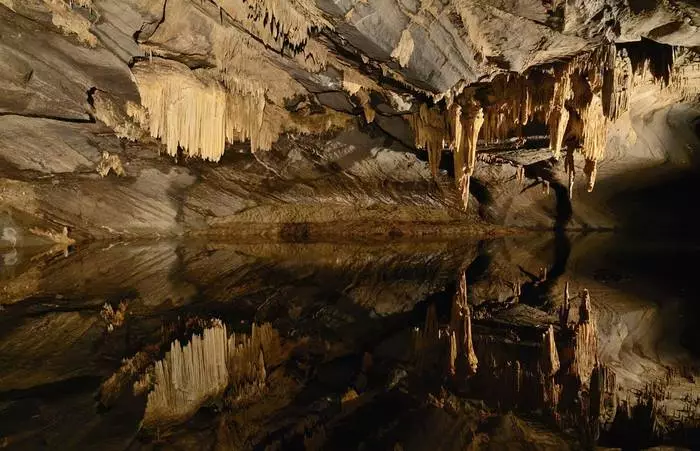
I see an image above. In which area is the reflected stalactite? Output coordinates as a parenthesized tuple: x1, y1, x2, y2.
(142, 321, 281, 427)
(416, 271, 478, 382)
(456, 272, 479, 377)
(541, 325, 560, 377)
(143, 324, 230, 427)
(227, 322, 281, 402)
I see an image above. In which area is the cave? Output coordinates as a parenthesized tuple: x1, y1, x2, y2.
(1, 1, 699, 450)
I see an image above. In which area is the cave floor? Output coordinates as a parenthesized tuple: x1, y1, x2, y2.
(1, 232, 699, 450)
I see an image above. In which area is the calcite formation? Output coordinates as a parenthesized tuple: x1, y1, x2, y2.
(143, 322, 281, 427)
(144, 324, 230, 427)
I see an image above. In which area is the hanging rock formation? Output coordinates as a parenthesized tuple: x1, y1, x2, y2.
(0, 0, 698, 237)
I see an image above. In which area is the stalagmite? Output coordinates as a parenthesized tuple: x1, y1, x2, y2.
(580, 289, 592, 323)
(590, 363, 617, 426)
(143, 324, 230, 427)
(568, 169, 575, 200)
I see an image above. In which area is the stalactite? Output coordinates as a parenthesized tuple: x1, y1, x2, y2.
(144, 325, 230, 427)
(424, 304, 438, 340)
(481, 73, 552, 144)
(215, 0, 329, 57)
(453, 102, 484, 210)
(132, 60, 264, 161)
(624, 39, 675, 87)
(96, 151, 125, 177)
(603, 48, 633, 120)
(516, 166, 525, 184)
(548, 68, 571, 159)
(580, 95, 607, 191)
(142, 322, 281, 427)
(132, 59, 347, 162)
(408, 104, 447, 178)
(448, 272, 478, 379)
(450, 271, 466, 332)
(413, 303, 442, 372)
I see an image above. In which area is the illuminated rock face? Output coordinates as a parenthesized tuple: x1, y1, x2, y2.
(0, 0, 698, 240)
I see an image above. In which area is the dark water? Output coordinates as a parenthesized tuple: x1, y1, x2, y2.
(1, 234, 699, 450)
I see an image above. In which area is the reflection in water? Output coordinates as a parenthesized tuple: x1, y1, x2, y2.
(0, 235, 699, 449)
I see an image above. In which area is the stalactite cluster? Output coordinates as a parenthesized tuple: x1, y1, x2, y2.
(406, 41, 695, 201)
(215, 0, 329, 56)
(408, 104, 447, 178)
(41, 0, 97, 46)
(131, 57, 349, 162)
(131, 59, 255, 161)
(408, 99, 483, 210)
(480, 72, 554, 145)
